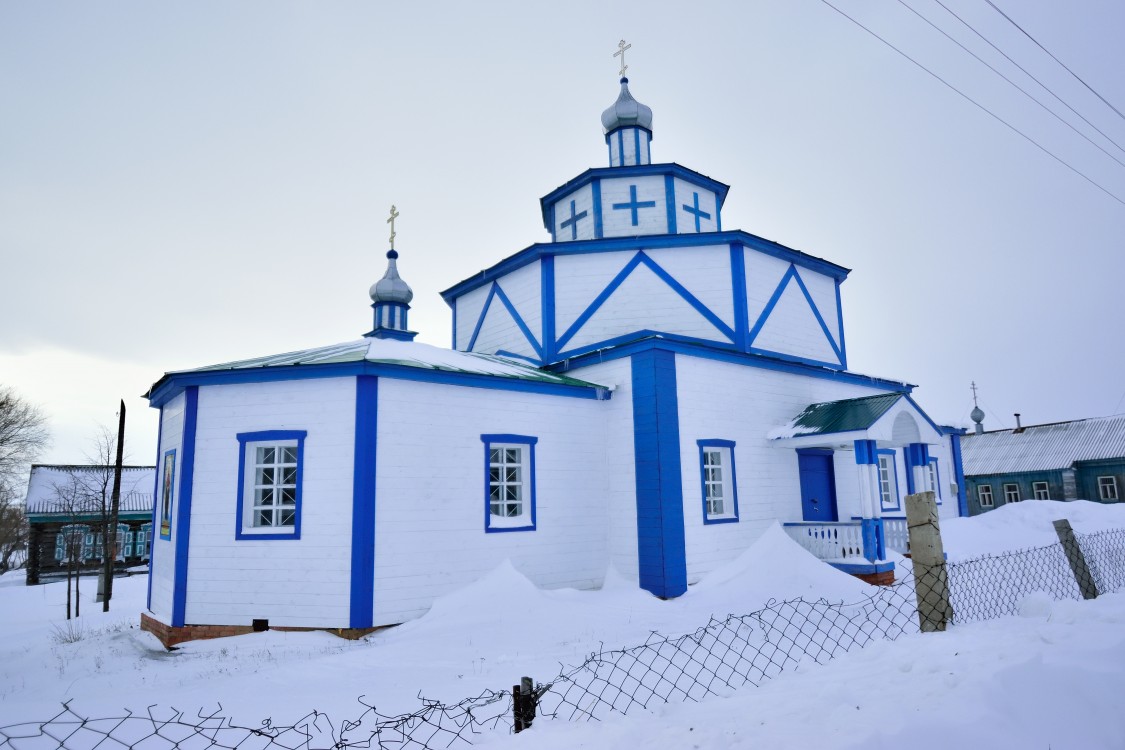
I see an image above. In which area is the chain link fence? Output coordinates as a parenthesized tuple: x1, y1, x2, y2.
(4, 525, 1124, 750)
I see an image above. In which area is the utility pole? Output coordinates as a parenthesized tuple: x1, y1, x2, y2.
(102, 401, 125, 611)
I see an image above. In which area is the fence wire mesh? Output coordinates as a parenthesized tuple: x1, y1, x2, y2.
(4, 525, 1125, 750)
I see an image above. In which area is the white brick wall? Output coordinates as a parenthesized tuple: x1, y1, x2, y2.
(148, 392, 184, 621)
(183, 378, 357, 628)
(371, 378, 610, 626)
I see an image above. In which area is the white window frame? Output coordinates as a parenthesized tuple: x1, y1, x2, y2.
(482, 434, 537, 532)
(1032, 481, 1050, 500)
(877, 452, 899, 510)
(698, 440, 739, 524)
(978, 485, 994, 508)
(1098, 476, 1119, 501)
(1003, 483, 1021, 503)
(235, 430, 306, 540)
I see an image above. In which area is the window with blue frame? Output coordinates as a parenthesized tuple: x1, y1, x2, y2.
(481, 434, 537, 532)
(877, 450, 900, 510)
(698, 440, 739, 524)
(235, 430, 306, 540)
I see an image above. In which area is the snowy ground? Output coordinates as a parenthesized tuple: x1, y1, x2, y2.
(3, 500, 1125, 749)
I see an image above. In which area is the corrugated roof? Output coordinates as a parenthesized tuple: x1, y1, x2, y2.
(24, 465, 155, 515)
(778, 393, 903, 437)
(159, 338, 606, 390)
(961, 414, 1125, 475)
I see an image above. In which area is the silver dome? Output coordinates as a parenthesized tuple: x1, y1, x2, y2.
(970, 405, 985, 424)
(369, 250, 414, 305)
(601, 77, 653, 134)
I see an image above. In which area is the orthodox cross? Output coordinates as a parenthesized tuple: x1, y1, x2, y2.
(614, 39, 631, 78)
(681, 192, 712, 232)
(387, 205, 400, 250)
(612, 184, 656, 226)
(560, 199, 589, 240)
(970, 381, 979, 407)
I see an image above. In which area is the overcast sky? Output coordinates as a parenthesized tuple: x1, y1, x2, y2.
(2, 0, 1123, 468)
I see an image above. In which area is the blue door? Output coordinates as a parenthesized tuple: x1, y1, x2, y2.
(798, 450, 838, 522)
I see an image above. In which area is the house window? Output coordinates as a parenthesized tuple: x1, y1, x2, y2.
(698, 440, 739, 524)
(138, 523, 152, 560)
(877, 451, 899, 510)
(235, 430, 307, 540)
(1033, 481, 1050, 500)
(481, 434, 537, 532)
(978, 485, 994, 508)
(1003, 483, 1021, 503)
(1099, 476, 1119, 501)
(159, 449, 176, 540)
(927, 458, 942, 504)
(54, 524, 90, 563)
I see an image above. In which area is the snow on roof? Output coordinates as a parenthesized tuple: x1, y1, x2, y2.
(24, 465, 155, 515)
(168, 338, 607, 389)
(961, 414, 1125, 476)
(770, 393, 903, 439)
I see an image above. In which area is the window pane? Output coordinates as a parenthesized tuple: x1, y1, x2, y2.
(506, 448, 520, 463)
(282, 467, 297, 484)
(256, 510, 272, 526)
(257, 489, 274, 506)
(257, 467, 274, 485)
(280, 488, 296, 505)
(489, 448, 500, 463)
(282, 447, 297, 463)
(259, 447, 275, 463)
(280, 509, 295, 526)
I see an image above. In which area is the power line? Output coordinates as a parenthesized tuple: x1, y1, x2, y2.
(815, 0, 1125, 208)
(894, 0, 1125, 171)
(983, 0, 1125, 124)
(931, 0, 1125, 159)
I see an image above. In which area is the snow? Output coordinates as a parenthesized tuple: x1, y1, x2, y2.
(3, 503, 1125, 749)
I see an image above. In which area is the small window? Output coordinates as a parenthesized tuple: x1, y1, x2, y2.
(159, 449, 176, 540)
(1099, 476, 1119, 501)
(236, 430, 307, 540)
(138, 523, 152, 560)
(698, 440, 739, 524)
(54, 524, 90, 563)
(1032, 481, 1050, 500)
(927, 458, 942, 504)
(481, 434, 537, 532)
(877, 451, 899, 510)
(978, 485, 994, 508)
(1003, 483, 1021, 503)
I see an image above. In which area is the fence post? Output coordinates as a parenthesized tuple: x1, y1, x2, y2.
(905, 491, 952, 632)
(513, 676, 536, 732)
(1052, 519, 1098, 599)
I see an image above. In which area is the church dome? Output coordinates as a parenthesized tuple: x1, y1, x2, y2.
(601, 77, 653, 134)
(369, 250, 414, 305)
(970, 405, 985, 424)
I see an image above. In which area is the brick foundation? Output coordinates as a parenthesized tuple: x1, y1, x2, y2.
(852, 569, 896, 586)
(140, 612, 383, 649)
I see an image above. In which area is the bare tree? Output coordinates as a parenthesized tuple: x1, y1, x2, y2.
(0, 483, 28, 574)
(0, 386, 48, 576)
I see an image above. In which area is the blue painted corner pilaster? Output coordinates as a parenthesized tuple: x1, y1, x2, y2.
(631, 348, 687, 598)
(860, 517, 885, 562)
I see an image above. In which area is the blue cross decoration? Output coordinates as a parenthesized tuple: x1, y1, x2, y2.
(612, 185, 657, 227)
(559, 199, 588, 240)
(682, 191, 712, 232)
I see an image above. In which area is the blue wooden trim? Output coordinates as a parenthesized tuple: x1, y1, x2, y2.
(664, 174, 677, 234)
(631, 349, 687, 598)
(828, 559, 894, 575)
(834, 280, 847, 368)
(591, 179, 603, 239)
(903, 443, 931, 495)
(729, 244, 749, 350)
(539, 162, 730, 227)
(951, 432, 969, 517)
(617, 130, 624, 167)
(440, 230, 850, 305)
(714, 192, 722, 232)
(555, 251, 736, 351)
(146, 405, 164, 612)
(682, 191, 712, 232)
(170, 387, 198, 628)
(877, 448, 901, 512)
(465, 283, 498, 351)
(611, 184, 657, 226)
(494, 349, 542, 366)
(860, 517, 886, 562)
(789, 267, 843, 362)
(550, 335, 915, 392)
(540, 256, 555, 361)
(559, 199, 588, 240)
(633, 128, 641, 165)
(158, 449, 176, 540)
(350, 376, 377, 628)
(746, 346, 846, 371)
(903, 394, 946, 438)
(148, 361, 607, 407)
(481, 434, 538, 533)
(234, 430, 307, 541)
(451, 300, 458, 350)
(853, 439, 878, 464)
(466, 282, 544, 359)
(697, 439, 740, 525)
(746, 265, 794, 347)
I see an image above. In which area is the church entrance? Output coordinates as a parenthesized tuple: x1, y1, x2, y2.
(797, 449, 838, 522)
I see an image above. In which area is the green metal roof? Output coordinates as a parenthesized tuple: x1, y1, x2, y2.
(786, 393, 903, 437)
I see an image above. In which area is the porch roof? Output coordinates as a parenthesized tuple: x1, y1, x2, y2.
(782, 393, 902, 437)
(768, 392, 943, 448)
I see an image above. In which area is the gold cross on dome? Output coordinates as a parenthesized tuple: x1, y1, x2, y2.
(387, 204, 400, 250)
(614, 39, 631, 78)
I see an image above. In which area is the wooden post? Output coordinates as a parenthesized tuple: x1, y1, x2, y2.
(513, 676, 536, 733)
(905, 491, 952, 632)
(1052, 519, 1098, 600)
(102, 401, 126, 611)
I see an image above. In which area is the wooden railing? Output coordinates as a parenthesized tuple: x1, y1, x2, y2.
(882, 517, 910, 555)
(782, 522, 865, 561)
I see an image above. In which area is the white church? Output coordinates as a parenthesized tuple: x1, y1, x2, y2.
(141, 63, 968, 646)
